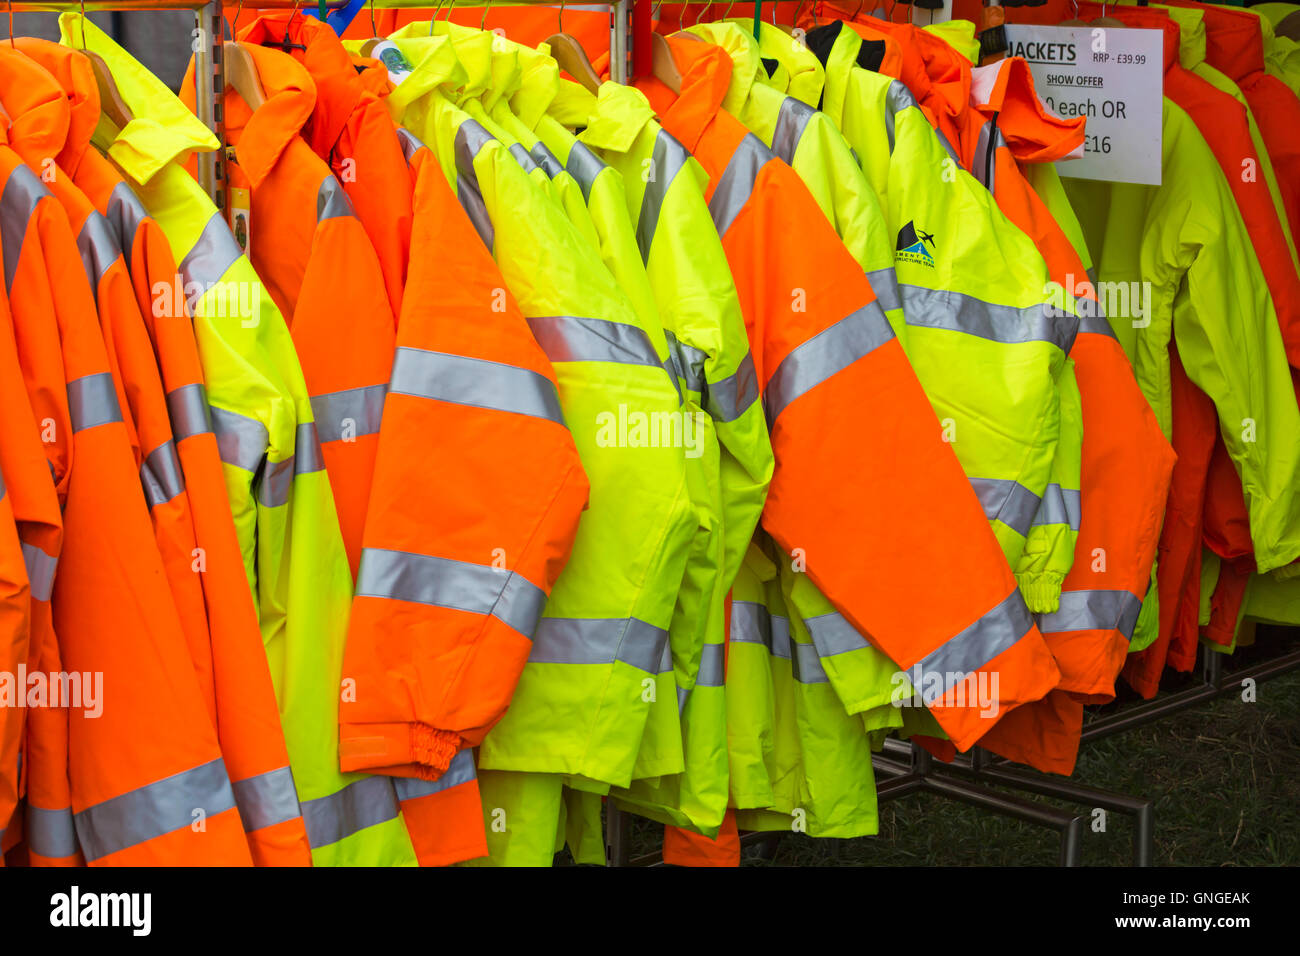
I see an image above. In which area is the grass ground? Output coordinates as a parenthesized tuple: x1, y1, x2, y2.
(623, 631, 1300, 866)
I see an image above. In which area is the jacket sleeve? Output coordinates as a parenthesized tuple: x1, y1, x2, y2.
(338, 139, 590, 779)
(0, 471, 30, 849)
(1015, 359, 1082, 613)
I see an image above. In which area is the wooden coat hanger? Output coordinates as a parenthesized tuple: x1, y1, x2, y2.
(546, 1, 603, 94)
(81, 50, 134, 130)
(223, 41, 267, 110)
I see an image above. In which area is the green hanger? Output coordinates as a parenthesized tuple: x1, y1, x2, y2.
(754, 1, 763, 38)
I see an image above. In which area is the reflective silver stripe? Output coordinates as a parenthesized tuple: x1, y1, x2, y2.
(530, 141, 563, 179)
(178, 212, 242, 289)
(708, 132, 773, 239)
(316, 175, 354, 222)
(899, 284, 1077, 353)
(915, 589, 1033, 692)
(509, 141, 538, 174)
(140, 440, 186, 510)
(390, 346, 564, 424)
(0, 164, 49, 294)
(355, 547, 547, 640)
(76, 211, 122, 287)
(75, 757, 237, 863)
(167, 383, 213, 441)
(763, 300, 895, 426)
(106, 182, 149, 256)
(706, 351, 759, 422)
(527, 314, 662, 368)
(395, 127, 426, 165)
(804, 611, 871, 659)
(1038, 589, 1142, 641)
(867, 268, 902, 314)
(696, 642, 725, 687)
(299, 775, 400, 849)
(455, 120, 496, 250)
(969, 476, 1042, 539)
(637, 129, 690, 262)
(209, 405, 268, 473)
(21, 541, 57, 602)
(393, 748, 476, 801)
(728, 601, 830, 684)
(772, 95, 815, 164)
(530, 617, 670, 675)
(67, 373, 123, 433)
(26, 805, 78, 859)
(934, 128, 962, 168)
(295, 421, 325, 475)
(790, 640, 828, 684)
(730, 600, 771, 647)
(311, 384, 388, 443)
(1086, 266, 1098, 287)
(882, 80, 915, 151)
(231, 766, 301, 832)
(664, 329, 706, 394)
(1077, 311, 1116, 338)
(564, 141, 605, 202)
(1032, 483, 1082, 532)
(973, 120, 994, 190)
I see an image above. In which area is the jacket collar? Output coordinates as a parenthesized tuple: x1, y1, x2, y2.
(754, 21, 826, 106)
(576, 81, 656, 154)
(0, 46, 72, 171)
(685, 22, 763, 119)
(968, 57, 1085, 164)
(1192, 4, 1266, 80)
(58, 12, 218, 185)
(390, 21, 516, 109)
(549, 77, 599, 129)
(238, 13, 362, 161)
(380, 33, 467, 122)
(223, 42, 318, 190)
(649, 34, 735, 154)
(10, 38, 101, 176)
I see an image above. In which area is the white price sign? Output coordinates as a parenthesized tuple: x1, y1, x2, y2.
(1003, 25, 1163, 186)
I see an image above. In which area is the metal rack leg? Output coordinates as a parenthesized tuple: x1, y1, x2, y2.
(605, 802, 631, 867)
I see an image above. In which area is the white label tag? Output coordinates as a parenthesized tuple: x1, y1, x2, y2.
(1004, 25, 1163, 186)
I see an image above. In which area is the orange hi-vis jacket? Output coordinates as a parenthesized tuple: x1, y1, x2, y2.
(0, 125, 251, 865)
(339, 121, 588, 864)
(16, 37, 314, 866)
(637, 37, 1060, 752)
(183, 42, 397, 576)
(237, 14, 413, 317)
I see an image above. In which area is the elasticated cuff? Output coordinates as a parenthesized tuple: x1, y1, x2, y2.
(339, 721, 461, 779)
(1017, 572, 1065, 614)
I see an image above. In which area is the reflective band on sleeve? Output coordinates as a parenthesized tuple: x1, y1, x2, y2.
(390, 346, 564, 424)
(729, 601, 829, 683)
(804, 610, 872, 659)
(530, 141, 563, 179)
(529, 617, 670, 675)
(968, 476, 1042, 539)
(26, 804, 78, 859)
(76, 211, 122, 288)
(899, 284, 1077, 353)
(1077, 312, 1117, 338)
(140, 440, 186, 510)
(67, 373, 123, 433)
(310, 384, 388, 443)
(527, 314, 662, 368)
(0, 164, 50, 294)
(396, 127, 426, 165)
(708, 132, 774, 239)
(355, 547, 547, 640)
(790, 641, 829, 684)
(316, 175, 355, 222)
(564, 141, 605, 202)
(393, 748, 477, 801)
(258, 457, 294, 508)
(771, 96, 815, 164)
(763, 301, 895, 426)
(209, 405, 268, 473)
(106, 182, 149, 255)
(231, 766, 302, 832)
(74, 757, 238, 863)
(637, 129, 690, 262)
(706, 351, 759, 422)
(299, 775, 401, 849)
(696, 642, 725, 687)
(915, 589, 1033, 694)
(729, 601, 771, 646)
(455, 120, 496, 250)
(167, 383, 214, 441)
(21, 541, 57, 603)
(178, 213, 243, 290)
(1031, 483, 1082, 532)
(508, 142, 538, 174)
(665, 329, 706, 394)
(1037, 589, 1142, 641)
(866, 268, 902, 313)
(295, 422, 326, 476)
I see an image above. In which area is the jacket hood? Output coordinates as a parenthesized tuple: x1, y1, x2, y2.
(969, 57, 1085, 164)
(238, 13, 362, 162)
(753, 20, 826, 107)
(11, 38, 100, 176)
(390, 21, 518, 109)
(365, 33, 466, 122)
(576, 81, 656, 153)
(58, 13, 218, 185)
(1177, 2, 1266, 80)
(685, 22, 765, 119)
(0, 45, 72, 171)
(655, 34, 735, 154)
(216, 42, 318, 190)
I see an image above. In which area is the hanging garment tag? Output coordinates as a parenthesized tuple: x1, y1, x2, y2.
(369, 40, 414, 86)
(229, 187, 252, 255)
(1002, 25, 1163, 186)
